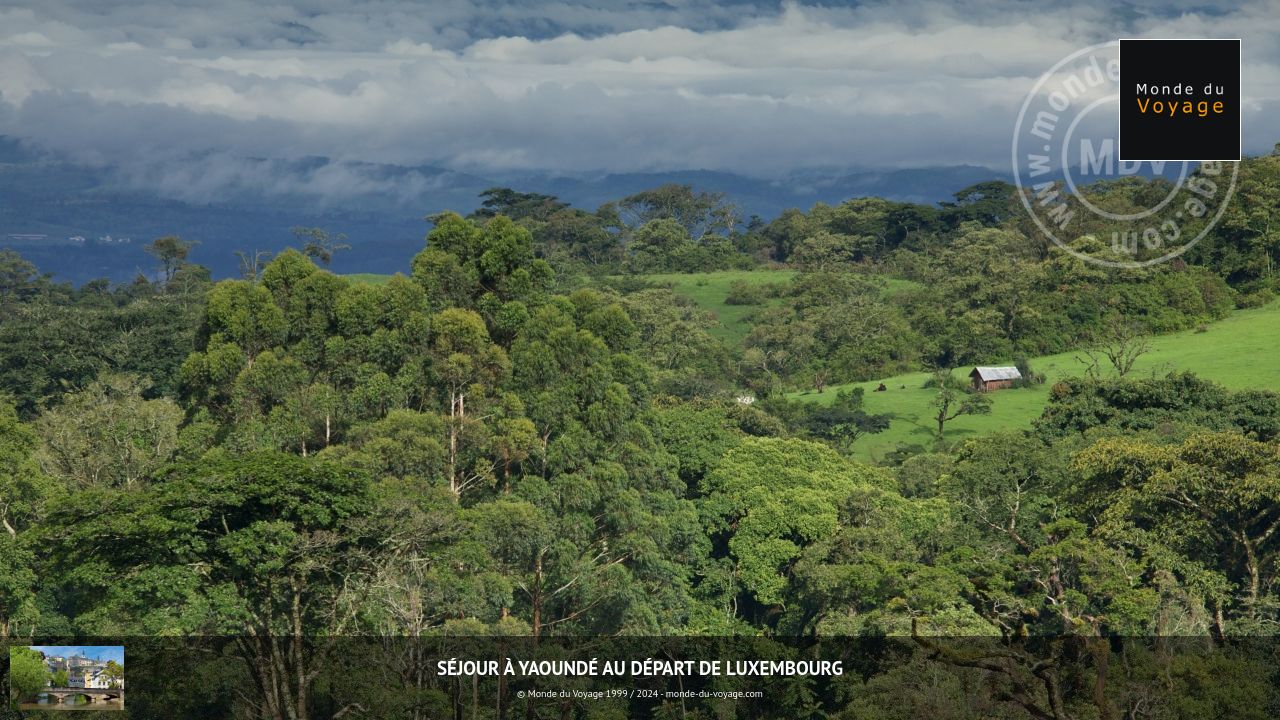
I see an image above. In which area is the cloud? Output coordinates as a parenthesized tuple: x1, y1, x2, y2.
(1, 0, 1277, 203)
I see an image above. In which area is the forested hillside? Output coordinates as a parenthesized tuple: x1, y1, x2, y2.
(4, 152, 1280, 718)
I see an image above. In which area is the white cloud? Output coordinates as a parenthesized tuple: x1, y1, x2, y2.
(0, 0, 1277, 196)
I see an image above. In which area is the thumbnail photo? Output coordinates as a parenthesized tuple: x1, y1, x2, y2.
(8, 647, 124, 712)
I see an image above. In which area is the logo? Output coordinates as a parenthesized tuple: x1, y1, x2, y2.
(1012, 41, 1238, 268)
(1119, 39, 1241, 162)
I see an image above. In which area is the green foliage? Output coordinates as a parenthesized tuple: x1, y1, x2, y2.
(413, 212, 553, 312)
(0, 398, 47, 640)
(0, 249, 46, 307)
(36, 374, 183, 489)
(0, 276, 203, 419)
(701, 437, 893, 607)
(1076, 432, 1280, 629)
(0, 532, 39, 640)
(101, 661, 123, 688)
(47, 452, 373, 634)
(8, 646, 47, 701)
(615, 183, 738, 239)
(1038, 372, 1280, 442)
(931, 370, 992, 441)
(290, 226, 350, 266)
(143, 235, 198, 282)
(203, 279, 287, 361)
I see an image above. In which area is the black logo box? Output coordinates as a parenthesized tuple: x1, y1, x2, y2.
(1119, 38, 1241, 161)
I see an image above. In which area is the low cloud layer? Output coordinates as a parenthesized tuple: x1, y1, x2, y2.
(2, 0, 1279, 201)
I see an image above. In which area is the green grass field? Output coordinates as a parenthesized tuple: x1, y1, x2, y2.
(792, 300, 1280, 463)
(639, 270, 919, 344)
(639, 270, 796, 343)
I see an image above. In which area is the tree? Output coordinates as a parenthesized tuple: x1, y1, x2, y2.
(534, 208, 617, 266)
(615, 184, 738, 239)
(52, 669, 69, 688)
(48, 452, 376, 720)
(701, 437, 894, 609)
(1, 396, 50, 640)
(235, 249, 274, 282)
(626, 218, 695, 272)
(0, 249, 45, 307)
(797, 389, 891, 452)
(791, 230, 864, 270)
(0, 532, 38, 640)
(8, 645, 47, 702)
(1077, 432, 1280, 631)
(319, 410, 446, 484)
(101, 661, 123, 689)
(291, 227, 351, 267)
(1203, 152, 1280, 283)
(939, 181, 1017, 227)
(144, 235, 198, 283)
(1093, 314, 1152, 377)
(429, 308, 511, 499)
(412, 213, 552, 312)
(931, 370, 991, 440)
(0, 397, 48, 537)
(469, 187, 568, 222)
(201, 279, 287, 362)
(929, 432, 1162, 720)
(782, 480, 971, 636)
(36, 374, 183, 490)
(1036, 371, 1280, 442)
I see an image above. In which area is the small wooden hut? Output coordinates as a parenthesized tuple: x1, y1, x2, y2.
(969, 366, 1022, 392)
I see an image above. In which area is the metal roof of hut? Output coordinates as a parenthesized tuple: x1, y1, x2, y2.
(970, 366, 1022, 381)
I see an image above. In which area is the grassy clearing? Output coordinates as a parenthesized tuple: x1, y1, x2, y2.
(639, 270, 796, 343)
(639, 270, 919, 344)
(792, 300, 1280, 463)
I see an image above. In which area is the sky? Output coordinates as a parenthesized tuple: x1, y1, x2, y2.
(28, 646, 126, 665)
(1, 0, 1278, 199)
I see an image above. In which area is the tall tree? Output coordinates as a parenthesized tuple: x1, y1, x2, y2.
(429, 308, 511, 499)
(144, 235, 198, 282)
(291, 227, 351, 267)
(615, 184, 738, 238)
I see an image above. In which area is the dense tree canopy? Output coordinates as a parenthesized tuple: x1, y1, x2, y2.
(5, 160, 1280, 718)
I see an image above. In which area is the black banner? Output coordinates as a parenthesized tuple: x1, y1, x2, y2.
(6, 636, 1280, 719)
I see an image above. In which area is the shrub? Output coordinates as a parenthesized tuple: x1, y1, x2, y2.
(1238, 288, 1276, 309)
(725, 280, 768, 306)
(1014, 356, 1045, 387)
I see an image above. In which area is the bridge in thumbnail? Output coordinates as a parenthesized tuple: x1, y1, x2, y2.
(35, 687, 125, 704)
